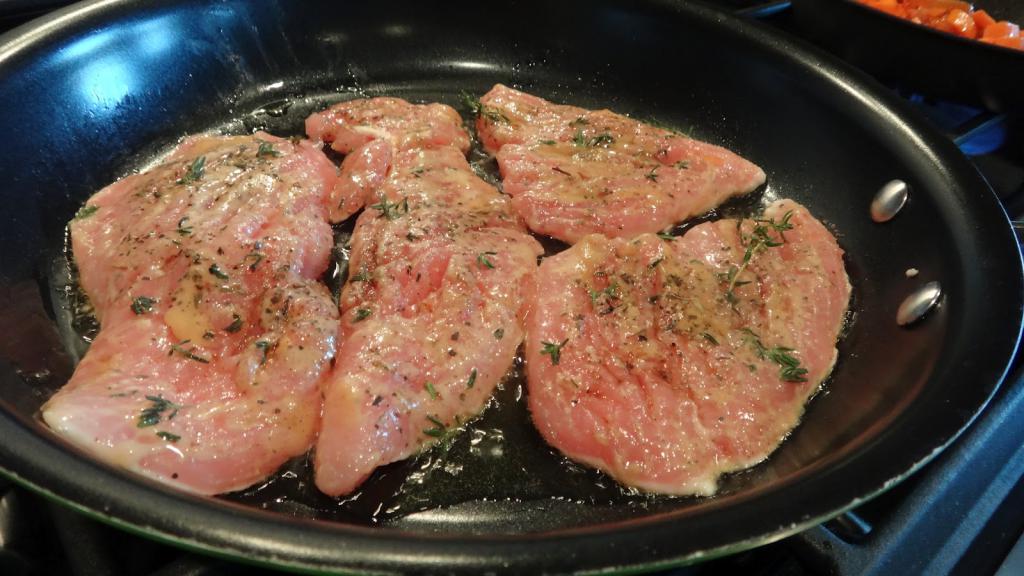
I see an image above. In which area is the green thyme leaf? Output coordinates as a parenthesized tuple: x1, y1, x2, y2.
(477, 251, 497, 269)
(467, 368, 477, 389)
(725, 210, 796, 303)
(176, 217, 193, 236)
(208, 263, 229, 280)
(169, 340, 210, 363)
(353, 308, 371, 322)
(131, 296, 156, 315)
(155, 431, 181, 442)
(177, 156, 206, 185)
(540, 339, 569, 365)
(257, 141, 281, 158)
(254, 340, 272, 365)
(459, 91, 508, 124)
(225, 314, 243, 333)
(740, 328, 807, 383)
(424, 414, 446, 437)
(369, 196, 409, 220)
(137, 395, 182, 428)
(74, 205, 99, 220)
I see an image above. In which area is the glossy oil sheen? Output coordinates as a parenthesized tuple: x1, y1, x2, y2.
(0, 1, 1020, 574)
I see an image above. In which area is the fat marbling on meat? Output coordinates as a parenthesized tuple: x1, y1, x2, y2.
(475, 84, 766, 244)
(306, 98, 543, 496)
(525, 200, 850, 495)
(43, 134, 339, 495)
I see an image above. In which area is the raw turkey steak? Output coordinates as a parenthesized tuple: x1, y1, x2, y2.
(307, 98, 543, 496)
(525, 200, 850, 495)
(44, 134, 340, 495)
(475, 84, 766, 244)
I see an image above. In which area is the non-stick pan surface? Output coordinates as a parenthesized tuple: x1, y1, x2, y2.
(791, 0, 1024, 111)
(0, 0, 1021, 574)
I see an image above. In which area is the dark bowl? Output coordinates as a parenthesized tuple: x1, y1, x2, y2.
(791, 0, 1024, 111)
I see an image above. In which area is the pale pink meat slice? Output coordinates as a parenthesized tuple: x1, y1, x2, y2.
(308, 99, 542, 497)
(526, 200, 850, 495)
(476, 84, 767, 244)
(305, 97, 471, 223)
(43, 134, 340, 495)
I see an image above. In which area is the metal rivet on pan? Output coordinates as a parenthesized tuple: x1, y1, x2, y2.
(870, 179, 909, 223)
(897, 281, 942, 327)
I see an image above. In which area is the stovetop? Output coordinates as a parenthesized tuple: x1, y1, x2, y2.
(1, 1, 1023, 575)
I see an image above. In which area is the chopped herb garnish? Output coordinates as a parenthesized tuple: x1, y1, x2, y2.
(351, 269, 371, 282)
(74, 205, 99, 220)
(411, 166, 425, 176)
(493, 328, 504, 340)
(459, 91, 509, 124)
(644, 117, 684, 134)
(177, 156, 206, 185)
(649, 257, 664, 269)
(674, 160, 690, 169)
(257, 141, 281, 158)
(540, 139, 557, 145)
(176, 217, 193, 236)
(155, 431, 181, 442)
(424, 414, 446, 437)
(657, 231, 675, 241)
(589, 282, 620, 305)
(225, 314, 243, 333)
(131, 296, 156, 315)
(540, 339, 568, 365)
(369, 196, 409, 220)
(571, 130, 587, 147)
(244, 252, 265, 271)
(740, 328, 807, 382)
(467, 368, 477, 389)
(169, 340, 210, 363)
(137, 395, 182, 428)
(775, 352, 809, 382)
(590, 133, 614, 147)
(646, 167, 659, 182)
(208, 263, 229, 280)
(701, 332, 719, 346)
(477, 251, 497, 269)
(725, 211, 795, 303)
(569, 116, 589, 127)
(353, 308, 371, 322)
(254, 340, 272, 365)
(425, 381, 439, 400)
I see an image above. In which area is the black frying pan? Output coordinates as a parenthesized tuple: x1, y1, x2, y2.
(0, 0, 1021, 574)
(791, 0, 1024, 111)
